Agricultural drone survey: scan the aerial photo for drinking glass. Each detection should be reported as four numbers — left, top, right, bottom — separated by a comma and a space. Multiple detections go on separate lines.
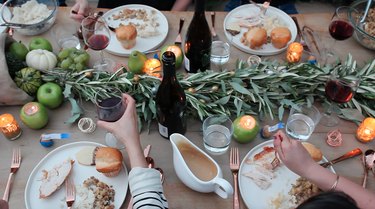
95, 88, 126, 149
81, 15, 114, 71
202, 115, 233, 155
285, 105, 321, 141
321, 73, 360, 127
210, 41, 230, 71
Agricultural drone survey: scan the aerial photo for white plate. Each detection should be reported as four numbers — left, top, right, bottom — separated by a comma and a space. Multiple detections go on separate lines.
102, 4, 169, 57
25, 141, 128, 209
223, 4, 297, 56
239, 140, 334, 209
0, 4, 11, 33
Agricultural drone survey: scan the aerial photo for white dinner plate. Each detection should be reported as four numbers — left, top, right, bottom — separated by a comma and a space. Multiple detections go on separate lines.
223, 4, 297, 56
0, 4, 11, 33
239, 140, 334, 209
102, 4, 169, 57
25, 141, 128, 209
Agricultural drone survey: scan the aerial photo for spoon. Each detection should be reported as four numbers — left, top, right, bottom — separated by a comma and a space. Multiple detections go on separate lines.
362, 149, 375, 188
360, 0, 372, 25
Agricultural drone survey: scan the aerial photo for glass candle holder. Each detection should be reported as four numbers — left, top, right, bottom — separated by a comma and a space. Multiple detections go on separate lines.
0, 113, 22, 140
144, 58, 162, 78
286, 42, 304, 63
356, 117, 375, 143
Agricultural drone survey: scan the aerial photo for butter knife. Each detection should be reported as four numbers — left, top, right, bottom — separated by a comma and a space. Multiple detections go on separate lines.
291, 16, 309, 52
174, 18, 185, 45
320, 148, 362, 168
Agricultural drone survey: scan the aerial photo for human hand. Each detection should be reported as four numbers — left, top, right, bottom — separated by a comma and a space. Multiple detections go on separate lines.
0, 200, 9, 209
70, 0, 90, 21
273, 130, 317, 177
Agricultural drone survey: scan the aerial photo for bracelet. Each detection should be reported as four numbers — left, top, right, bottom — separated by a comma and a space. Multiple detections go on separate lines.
78, 117, 96, 133
330, 174, 340, 191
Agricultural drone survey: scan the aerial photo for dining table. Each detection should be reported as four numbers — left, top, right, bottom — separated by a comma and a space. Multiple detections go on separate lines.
1, 6, 375, 209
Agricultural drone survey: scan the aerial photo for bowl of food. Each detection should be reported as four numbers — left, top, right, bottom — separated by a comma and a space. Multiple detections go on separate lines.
0, 0, 57, 36
348, 0, 375, 50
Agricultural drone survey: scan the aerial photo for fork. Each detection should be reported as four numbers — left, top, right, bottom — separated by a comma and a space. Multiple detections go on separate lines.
271, 151, 280, 170
174, 18, 185, 45
230, 147, 240, 209
2, 148, 21, 202
65, 177, 75, 209
210, 12, 219, 41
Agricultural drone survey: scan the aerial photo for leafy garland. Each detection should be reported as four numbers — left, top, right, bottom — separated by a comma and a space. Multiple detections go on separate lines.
41, 55, 375, 129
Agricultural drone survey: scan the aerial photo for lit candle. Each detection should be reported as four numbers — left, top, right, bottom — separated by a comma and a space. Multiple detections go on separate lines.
233, 115, 260, 143
0, 113, 22, 140
144, 58, 162, 78
286, 42, 303, 63
356, 117, 375, 143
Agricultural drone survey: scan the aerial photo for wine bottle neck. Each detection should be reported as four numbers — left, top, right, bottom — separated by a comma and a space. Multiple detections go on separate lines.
194, 0, 206, 14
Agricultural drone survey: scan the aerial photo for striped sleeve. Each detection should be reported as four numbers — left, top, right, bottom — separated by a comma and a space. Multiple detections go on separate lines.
128, 167, 168, 209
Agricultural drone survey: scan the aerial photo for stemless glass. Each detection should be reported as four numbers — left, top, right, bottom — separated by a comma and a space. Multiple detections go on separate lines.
321, 73, 361, 127
81, 15, 114, 71
210, 41, 230, 71
95, 88, 126, 149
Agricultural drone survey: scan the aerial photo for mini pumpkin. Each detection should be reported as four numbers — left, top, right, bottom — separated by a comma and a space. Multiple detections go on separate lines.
26, 49, 57, 71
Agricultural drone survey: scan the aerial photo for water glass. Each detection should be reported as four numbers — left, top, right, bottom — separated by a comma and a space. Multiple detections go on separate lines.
285, 105, 321, 141
203, 115, 233, 155
210, 41, 230, 70
52, 24, 80, 50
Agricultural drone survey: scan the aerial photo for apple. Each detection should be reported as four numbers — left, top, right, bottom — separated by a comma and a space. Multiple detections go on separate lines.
37, 82, 63, 109
128, 50, 147, 74
233, 115, 260, 143
160, 44, 184, 68
29, 37, 53, 52
20, 102, 49, 129
9, 41, 29, 61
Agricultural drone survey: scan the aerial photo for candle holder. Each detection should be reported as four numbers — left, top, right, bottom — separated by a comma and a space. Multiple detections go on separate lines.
0, 113, 22, 140
144, 58, 162, 78
356, 117, 375, 143
286, 42, 303, 63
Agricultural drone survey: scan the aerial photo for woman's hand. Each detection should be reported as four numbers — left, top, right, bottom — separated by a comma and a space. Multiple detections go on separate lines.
70, 0, 90, 21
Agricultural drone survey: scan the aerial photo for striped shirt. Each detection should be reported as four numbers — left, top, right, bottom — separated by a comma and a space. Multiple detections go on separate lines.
129, 167, 168, 209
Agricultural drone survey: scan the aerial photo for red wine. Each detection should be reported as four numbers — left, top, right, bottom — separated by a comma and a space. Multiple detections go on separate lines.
325, 80, 354, 103
329, 20, 354, 41
184, 0, 211, 73
97, 97, 125, 122
156, 51, 187, 139
87, 34, 109, 50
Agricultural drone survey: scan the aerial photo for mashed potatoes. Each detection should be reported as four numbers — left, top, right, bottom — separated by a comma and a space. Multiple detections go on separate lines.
10, 0, 52, 24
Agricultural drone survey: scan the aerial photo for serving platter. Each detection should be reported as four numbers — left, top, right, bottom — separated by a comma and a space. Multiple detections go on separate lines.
102, 4, 169, 57
25, 141, 128, 209
223, 4, 297, 56
239, 140, 335, 209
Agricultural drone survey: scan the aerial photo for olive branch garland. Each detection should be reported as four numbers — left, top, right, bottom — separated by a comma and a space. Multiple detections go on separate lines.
41, 55, 375, 129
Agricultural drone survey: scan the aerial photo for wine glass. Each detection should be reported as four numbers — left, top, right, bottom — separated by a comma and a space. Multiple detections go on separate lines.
81, 15, 114, 71
321, 73, 360, 127
95, 88, 126, 149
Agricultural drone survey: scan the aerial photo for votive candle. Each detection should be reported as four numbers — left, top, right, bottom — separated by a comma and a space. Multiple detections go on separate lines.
356, 117, 375, 143
286, 42, 303, 63
0, 113, 22, 140
144, 58, 162, 78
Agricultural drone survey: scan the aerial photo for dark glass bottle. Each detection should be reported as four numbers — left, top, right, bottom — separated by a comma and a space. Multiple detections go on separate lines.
156, 51, 187, 139
184, 0, 211, 73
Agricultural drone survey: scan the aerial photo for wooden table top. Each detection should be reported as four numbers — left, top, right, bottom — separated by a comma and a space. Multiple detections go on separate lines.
1, 7, 375, 209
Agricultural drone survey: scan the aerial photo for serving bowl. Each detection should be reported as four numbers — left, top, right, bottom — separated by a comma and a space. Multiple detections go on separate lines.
0, 0, 57, 36
348, 0, 375, 50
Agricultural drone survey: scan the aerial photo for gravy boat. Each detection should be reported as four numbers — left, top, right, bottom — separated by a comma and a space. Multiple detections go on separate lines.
170, 133, 233, 199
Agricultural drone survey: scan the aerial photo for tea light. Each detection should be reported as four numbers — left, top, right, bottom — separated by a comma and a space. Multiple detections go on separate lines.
286, 42, 303, 63
0, 113, 22, 140
356, 117, 375, 143
144, 58, 161, 77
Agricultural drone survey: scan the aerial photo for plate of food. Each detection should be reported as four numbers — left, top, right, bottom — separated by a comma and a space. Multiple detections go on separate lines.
102, 4, 169, 56
25, 141, 128, 209
223, 4, 297, 56
239, 140, 334, 209
0, 4, 11, 33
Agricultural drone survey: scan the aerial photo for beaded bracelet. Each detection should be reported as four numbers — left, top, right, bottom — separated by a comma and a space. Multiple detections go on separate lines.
330, 174, 340, 191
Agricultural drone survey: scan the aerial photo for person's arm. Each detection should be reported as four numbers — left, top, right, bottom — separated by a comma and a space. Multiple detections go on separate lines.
171, 0, 192, 11
273, 130, 375, 209
70, 0, 90, 21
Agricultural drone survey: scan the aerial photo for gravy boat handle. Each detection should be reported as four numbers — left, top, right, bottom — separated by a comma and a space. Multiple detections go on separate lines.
213, 178, 234, 199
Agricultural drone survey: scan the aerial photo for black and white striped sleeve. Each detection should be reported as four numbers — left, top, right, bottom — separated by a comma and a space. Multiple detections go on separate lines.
128, 167, 168, 209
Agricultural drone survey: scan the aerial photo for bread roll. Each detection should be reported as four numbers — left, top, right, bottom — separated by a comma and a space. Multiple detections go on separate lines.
76, 146, 97, 166
116, 24, 137, 49
240, 27, 267, 49
95, 147, 123, 177
270, 27, 291, 49
302, 142, 323, 162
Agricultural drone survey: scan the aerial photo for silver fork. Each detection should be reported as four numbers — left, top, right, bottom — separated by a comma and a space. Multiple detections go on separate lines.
229, 147, 240, 209
211, 12, 219, 41
65, 177, 75, 209
2, 148, 21, 202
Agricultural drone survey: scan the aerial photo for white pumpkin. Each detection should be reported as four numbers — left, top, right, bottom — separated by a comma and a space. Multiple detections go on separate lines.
26, 49, 57, 71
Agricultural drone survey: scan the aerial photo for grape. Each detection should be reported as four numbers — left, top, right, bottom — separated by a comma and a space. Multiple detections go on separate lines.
58, 49, 70, 60
57, 48, 90, 71
61, 58, 73, 69
76, 62, 85, 71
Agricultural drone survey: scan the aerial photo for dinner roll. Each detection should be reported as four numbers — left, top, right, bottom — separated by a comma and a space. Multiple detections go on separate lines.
240, 27, 267, 49
95, 147, 123, 177
270, 27, 291, 49
116, 24, 137, 49
302, 142, 323, 162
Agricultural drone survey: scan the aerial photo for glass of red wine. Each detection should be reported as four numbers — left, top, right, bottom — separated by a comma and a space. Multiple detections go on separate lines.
81, 15, 114, 71
95, 88, 126, 149
321, 73, 360, 127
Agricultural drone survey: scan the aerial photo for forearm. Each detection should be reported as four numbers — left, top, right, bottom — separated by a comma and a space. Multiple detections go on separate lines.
120, 135, 147, 168
171, 0, 191, 11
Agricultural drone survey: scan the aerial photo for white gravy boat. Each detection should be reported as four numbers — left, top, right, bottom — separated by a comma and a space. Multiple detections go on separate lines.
170, 133, 233, 199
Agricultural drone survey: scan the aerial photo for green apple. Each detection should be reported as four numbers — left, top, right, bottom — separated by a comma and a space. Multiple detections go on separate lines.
29, 37, 53, 52
20, 102, 49, 129
37, 82, 63, 109
233, 115, 260, 143
128, 50, 147, 74
9, 41, 29, 61
160, 44, 184, 68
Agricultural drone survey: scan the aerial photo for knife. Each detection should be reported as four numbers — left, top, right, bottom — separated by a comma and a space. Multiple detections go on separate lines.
320, 148, 362, 168
291, 16, 309, 52
174, 18, 185, 45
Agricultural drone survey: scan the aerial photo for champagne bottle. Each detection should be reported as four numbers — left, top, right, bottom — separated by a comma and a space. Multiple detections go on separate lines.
156, 51, 187, 139
184, 0, 211, 73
